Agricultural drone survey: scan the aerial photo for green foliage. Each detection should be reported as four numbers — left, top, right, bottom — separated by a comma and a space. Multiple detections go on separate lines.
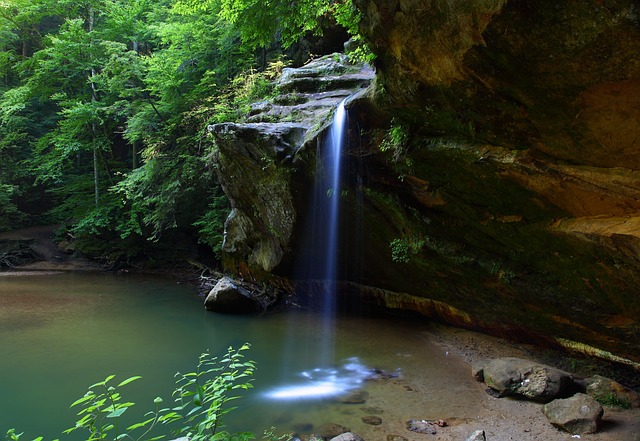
593, 392, 632, 409
166, 344, 255, 441
174, 0, 330, 49
193, 190, 229, 254
64, 375, 144, 441
380, 120, 410, 158
0, 0, 364, 261
389, 235, 425, 263
0, 185, 27, 232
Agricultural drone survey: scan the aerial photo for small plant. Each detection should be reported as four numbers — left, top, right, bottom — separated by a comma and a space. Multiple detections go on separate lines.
64, 375, 145, 441
380, 121, 409, 158
9, 345, 256, 441
390, 235, 425, 263
166, 344, 256, 441
594, 392, 632, 409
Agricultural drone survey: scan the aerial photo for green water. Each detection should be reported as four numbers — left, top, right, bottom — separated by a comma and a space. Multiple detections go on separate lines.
0, 271, 483, 440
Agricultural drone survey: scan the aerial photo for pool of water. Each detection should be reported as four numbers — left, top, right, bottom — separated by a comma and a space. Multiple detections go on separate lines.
0, 271, 484, 440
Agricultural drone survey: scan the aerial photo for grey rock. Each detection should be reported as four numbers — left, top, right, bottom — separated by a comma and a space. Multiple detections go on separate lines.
329, 433, 364, 441
465, 430, 486, 441
542, 393, 604, 434
481, 357, 575, 402
405, 419, 447, 434
204, 276, 261, 313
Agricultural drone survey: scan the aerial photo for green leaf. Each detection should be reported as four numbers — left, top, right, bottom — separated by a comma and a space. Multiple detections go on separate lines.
90, 375, 116, 388
126, 417, 155, 430
118, 375, 142, 387
107, 407, 128, 418
70, 393, 95, 408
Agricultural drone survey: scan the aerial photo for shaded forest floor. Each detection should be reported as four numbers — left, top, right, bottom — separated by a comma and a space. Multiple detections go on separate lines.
0, 225, 103, 271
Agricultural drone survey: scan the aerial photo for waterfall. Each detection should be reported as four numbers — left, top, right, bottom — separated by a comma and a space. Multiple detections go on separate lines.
266, 99, 354, 401
316, 98, 347, 364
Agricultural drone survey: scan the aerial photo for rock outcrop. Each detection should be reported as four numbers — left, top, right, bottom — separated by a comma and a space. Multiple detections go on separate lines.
209, 54, 374, 275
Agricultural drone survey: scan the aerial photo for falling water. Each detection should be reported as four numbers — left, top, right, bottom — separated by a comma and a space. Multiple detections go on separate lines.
316, 98, 347, 364
268, 99, 353, 401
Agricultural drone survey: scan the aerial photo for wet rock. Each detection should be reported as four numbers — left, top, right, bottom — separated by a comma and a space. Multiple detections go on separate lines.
319, 423, 351, 439
365, 367, 400, 380
361, 416, 382, 425
336, 390, 369, 404
542, 393, 604, 435
465, 430, 486, 441
406, 419, 447, 434
481, 357, 576, 402
585, 374, 640, 408
204, 276, 262, 313
328, 432, 364, 441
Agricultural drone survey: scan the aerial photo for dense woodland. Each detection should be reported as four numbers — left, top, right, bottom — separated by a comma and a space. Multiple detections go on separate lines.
0, 0, 362, 263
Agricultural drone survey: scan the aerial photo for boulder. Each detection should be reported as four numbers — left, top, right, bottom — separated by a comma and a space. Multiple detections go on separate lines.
465, 430, 486, 441
406, 419, 447, 435
204, 277, 262, 313
585, 375, 640, 408
542, 393, 604, 435
481, 357, 575, 402
328, 433, 364, 441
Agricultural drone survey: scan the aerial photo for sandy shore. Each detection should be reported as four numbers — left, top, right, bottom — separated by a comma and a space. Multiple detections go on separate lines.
418, 325, 640, 441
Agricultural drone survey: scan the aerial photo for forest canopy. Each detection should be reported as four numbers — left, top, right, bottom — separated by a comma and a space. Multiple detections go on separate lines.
0, 0, 362, 264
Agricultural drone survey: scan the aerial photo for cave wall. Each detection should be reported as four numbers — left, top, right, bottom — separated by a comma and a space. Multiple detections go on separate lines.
341, 0, 640, 361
